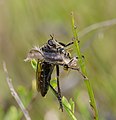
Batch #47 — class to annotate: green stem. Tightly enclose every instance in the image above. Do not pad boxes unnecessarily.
[71,12,98,120]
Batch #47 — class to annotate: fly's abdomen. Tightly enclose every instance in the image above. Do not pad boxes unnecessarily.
[39,62,53,97]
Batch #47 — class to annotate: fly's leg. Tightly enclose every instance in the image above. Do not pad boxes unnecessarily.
[49,84,63,112]
[68,66,87,79]
[56,65,63,111]
[59,37,81,47]
[59,41,74,47]
[57,41,74,53]
[53,63,87,79]
[56,65,61,94]
[63,64,87,79]
[45,64,63,111]
[76,55,85,59]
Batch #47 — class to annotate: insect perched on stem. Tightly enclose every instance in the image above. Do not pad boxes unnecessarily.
[25,35,86,112]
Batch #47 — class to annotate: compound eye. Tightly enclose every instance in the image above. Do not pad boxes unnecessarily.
[48,39,56,47]
[48,39,53,46]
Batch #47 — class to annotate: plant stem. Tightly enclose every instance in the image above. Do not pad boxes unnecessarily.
[3,62,31,120]
[71,12,99,120]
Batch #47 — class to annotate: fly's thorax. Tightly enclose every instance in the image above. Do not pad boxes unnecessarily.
[43,51,63,63]
[41,44,75,66]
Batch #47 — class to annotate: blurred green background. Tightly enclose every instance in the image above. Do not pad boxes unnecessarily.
[0,0,116,120]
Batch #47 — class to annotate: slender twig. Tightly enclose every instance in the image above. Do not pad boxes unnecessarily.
[71,12,99,120]
[3,62,31,120]
[79,18,116,38]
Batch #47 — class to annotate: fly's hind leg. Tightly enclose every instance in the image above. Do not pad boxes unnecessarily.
[56,65,63,111]
[48,64,63,111]
[49,84,63,112]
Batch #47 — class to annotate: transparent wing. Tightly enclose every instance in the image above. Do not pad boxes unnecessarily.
[36,60,42,92]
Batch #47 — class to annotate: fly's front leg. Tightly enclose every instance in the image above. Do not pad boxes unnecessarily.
[57,41,74,53]
[72,37,80,43]
[56,65,63,111]
[59,41,74,47]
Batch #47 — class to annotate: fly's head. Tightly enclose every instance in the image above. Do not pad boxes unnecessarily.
[42,35,64,53]
[24,46,44,62]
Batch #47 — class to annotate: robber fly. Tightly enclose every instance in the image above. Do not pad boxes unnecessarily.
[25,35,86,112]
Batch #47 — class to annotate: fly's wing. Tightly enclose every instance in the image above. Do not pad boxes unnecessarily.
[36,60,42,92]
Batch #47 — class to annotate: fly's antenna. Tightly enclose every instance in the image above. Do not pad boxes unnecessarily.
[50,34,54,40]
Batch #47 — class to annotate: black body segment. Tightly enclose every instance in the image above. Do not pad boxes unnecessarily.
[36,61,54,97]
